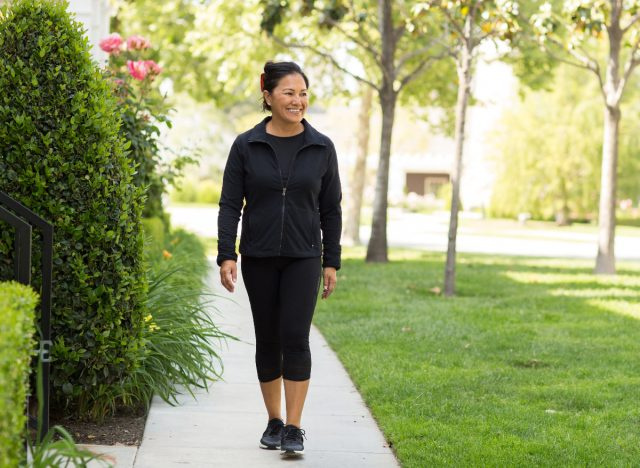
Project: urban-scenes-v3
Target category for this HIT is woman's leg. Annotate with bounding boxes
[241,256,284,420]
[260,378,282,420]
[283,379,310,428]
[278,257,321,428]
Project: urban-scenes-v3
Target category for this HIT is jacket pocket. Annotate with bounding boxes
[246,205,282,252]
[285,206,315,253]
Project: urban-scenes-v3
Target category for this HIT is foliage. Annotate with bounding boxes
[170,179,222,205]
[0,0,147,417]
[112,0,282,106]
[141,216,167,254]
[315,247,640,466]
[0,282,37,467]
[489,65,640,222]
[101,32,197,223]
[119,229,232,409]
[27,425,103,468]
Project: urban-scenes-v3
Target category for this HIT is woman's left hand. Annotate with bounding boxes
[322,267,337,299]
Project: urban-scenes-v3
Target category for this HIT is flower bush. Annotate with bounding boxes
[101,32,195,224]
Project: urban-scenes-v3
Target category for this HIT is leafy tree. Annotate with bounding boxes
[417,0,519,295]
[532,0,640,273]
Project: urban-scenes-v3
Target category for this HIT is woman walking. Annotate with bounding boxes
[216,61,342,456]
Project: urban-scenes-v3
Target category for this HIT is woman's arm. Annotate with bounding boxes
[217,140,244,267]
[318,140,342,271]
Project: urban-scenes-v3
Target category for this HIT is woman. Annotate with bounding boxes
[217,61,342,456]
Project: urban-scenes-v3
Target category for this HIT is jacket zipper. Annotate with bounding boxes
[262,140,314,255]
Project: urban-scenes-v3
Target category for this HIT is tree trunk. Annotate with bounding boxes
[595,104,619,274]
[344,85,373,245]
[366,88,396,262]
[444,43,472,296]
[366,0,396,262]
[595,11,622,275]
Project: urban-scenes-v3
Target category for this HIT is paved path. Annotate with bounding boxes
[122,261,397,467]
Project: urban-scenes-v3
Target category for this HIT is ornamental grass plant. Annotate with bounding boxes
[120,228,233,409]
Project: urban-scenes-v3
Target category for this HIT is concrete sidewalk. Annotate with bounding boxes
[125,261,399,467]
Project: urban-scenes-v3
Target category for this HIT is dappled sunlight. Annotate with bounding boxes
[504,271,640,288]
[587,299,640,320]
[550,288,640,299]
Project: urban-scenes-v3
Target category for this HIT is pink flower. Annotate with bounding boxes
[127,60,162,81]
[99,33,123,54]
[127,60,148,80]
[144,60,162,77]
[126,35,151,50]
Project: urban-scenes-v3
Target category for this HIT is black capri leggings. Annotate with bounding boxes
[241,256,322,382]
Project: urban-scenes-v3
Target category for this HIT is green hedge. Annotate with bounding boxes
[0,0,146,418]
[0,282,37,467]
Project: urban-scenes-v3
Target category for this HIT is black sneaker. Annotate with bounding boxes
[259,418,284,449]
[280,424,306,455]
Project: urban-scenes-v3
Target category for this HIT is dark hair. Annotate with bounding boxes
[261,61,309,112]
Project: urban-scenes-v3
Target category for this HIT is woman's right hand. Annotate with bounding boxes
[220,260,237,293]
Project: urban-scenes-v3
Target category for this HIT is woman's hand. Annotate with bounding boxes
[322,267,337,299]
[220,260,237,293]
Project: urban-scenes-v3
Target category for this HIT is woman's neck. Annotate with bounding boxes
[266,118,304,137]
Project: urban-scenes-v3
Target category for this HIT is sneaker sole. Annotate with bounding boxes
[280,449,304,457]
[259,443,280,450]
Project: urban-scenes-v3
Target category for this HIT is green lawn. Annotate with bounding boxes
[314,247,640,467]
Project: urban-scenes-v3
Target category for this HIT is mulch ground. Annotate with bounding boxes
[51,407,147,446]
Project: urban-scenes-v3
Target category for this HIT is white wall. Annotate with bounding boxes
[66,0,111,64]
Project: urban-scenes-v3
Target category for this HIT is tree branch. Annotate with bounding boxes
[542,36,606,98]
[439,6,466,38]
[269,34,381,92]
[621,11,640,33]
[319,14,383,66]
[615,33,640,101]
[398,49,451,90]
[396,33,450,73]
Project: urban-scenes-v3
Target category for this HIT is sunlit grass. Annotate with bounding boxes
[315,248,640,466]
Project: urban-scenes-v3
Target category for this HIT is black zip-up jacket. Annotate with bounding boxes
[216,117,342,269]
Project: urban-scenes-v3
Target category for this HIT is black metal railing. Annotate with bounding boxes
[0,190,53,442]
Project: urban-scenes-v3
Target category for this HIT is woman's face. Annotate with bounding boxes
[265,73,308,126]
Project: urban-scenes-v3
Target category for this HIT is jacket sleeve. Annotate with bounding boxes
[216,140,244,266]
[319,140,342,270]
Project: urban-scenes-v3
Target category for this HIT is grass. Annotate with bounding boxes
[314,247,640,467]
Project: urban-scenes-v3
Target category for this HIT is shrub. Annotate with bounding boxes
[0,282,37,467]
[122,229,231,409]
[0,0,146,418]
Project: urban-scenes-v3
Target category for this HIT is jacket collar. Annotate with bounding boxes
[247,116,326,147]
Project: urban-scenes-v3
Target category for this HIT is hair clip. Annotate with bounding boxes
[260,73,265,91]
